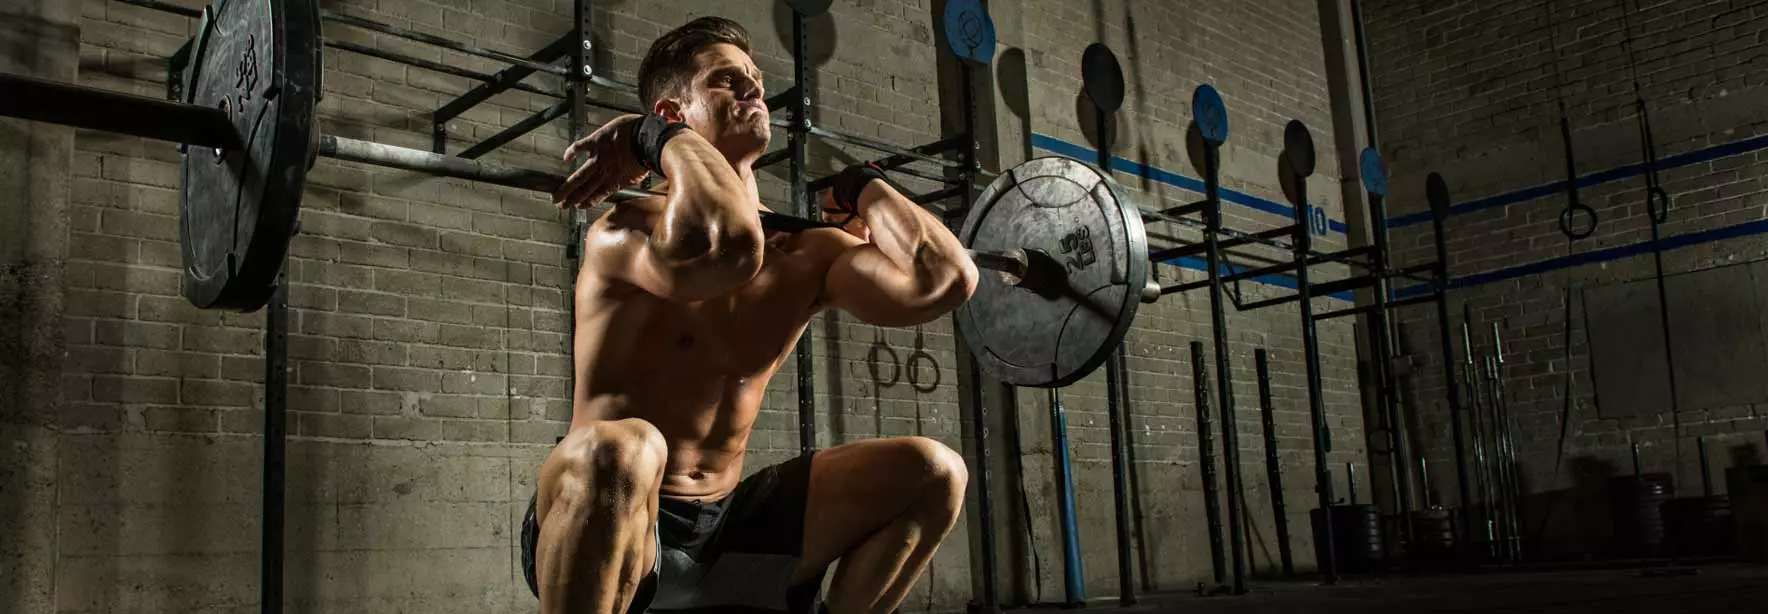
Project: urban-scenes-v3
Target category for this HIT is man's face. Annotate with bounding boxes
[665,43,770,160]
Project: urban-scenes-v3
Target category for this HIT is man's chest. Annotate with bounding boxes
[639,241,828,371]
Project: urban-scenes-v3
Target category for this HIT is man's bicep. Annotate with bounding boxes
[581,207,679,297]
[823,245,935,327]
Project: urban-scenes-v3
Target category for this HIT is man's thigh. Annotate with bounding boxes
[790,436,965,581]
[525,419,666,599]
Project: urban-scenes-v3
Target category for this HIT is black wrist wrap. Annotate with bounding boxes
[827,162,888,222]
[632,114,691,178]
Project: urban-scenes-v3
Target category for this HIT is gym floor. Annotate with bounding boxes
[1085,564,1768,614]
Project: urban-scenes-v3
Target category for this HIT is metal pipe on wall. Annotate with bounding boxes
[1364,189,1415,548]
[1429,190,1474,548]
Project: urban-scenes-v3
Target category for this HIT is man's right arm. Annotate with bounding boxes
[579,129,765,301]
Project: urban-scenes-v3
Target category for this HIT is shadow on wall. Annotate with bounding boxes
[771,1,838,69]
[754,2,843,191]
[995,47,1031,164]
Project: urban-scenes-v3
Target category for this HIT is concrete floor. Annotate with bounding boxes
[1052,563,1768,614]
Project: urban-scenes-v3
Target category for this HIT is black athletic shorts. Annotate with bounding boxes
[522,454,825,614]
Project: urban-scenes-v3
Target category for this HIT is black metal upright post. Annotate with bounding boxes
[1294,174,1338,584]
[1094,115,1138,607]
[1427,187,1472,548]
[957,61,1000,614]
[1201,138,1248,594]
[261,267,288,614]
[1364,190,1414,548]
[1191,341,1227,584]
[564,0,594,262]
[1256,349,1296,577]
[1105,349,1135,603]
[788,8,817,454]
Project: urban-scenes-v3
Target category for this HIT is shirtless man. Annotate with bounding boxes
[519,16,982,614]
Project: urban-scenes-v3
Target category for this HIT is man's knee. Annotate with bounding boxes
[901,437,969,504]
[562,419,669,495]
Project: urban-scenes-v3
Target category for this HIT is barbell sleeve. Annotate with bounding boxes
[969,248,1028,279]
[967,248,1160,304]
[0,71,239,149]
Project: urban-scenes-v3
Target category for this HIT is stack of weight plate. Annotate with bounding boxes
[1312,504,1384,573]
[1664,495,1732,556]
[1608,473,1672,558]
[1408,507,1458,568]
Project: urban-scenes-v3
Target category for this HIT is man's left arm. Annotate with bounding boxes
[823,180,980,327]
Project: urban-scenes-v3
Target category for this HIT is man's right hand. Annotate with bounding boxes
[556,114,650,210]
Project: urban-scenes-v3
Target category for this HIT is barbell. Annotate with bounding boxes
[0,0,1157,388]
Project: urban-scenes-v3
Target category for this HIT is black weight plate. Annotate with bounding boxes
[785,0,834,17]
[958,157,1148,388]
[181,0,319,311]
[1191,84,1227,144]
[1359,147,1387,197]
[1082,43,1124,114]
[1426,172,1450,219]
[1284,120,1315,177]
[942,0,996,65]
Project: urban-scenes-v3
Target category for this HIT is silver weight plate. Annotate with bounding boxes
[957,157,1149,388]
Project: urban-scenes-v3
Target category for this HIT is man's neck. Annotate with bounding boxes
[727,157,762,206]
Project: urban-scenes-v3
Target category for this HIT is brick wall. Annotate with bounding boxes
[4,0,1379,612]
[27,0,968,611]
[1366,0,1768,556]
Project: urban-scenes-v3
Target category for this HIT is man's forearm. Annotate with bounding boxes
[647,131,764,285]
[856,181,976,302]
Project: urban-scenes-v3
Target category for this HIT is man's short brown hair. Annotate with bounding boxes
[638,17,753,111]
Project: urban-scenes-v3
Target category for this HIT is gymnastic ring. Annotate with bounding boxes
[867,335,901,387]
[907,328,941,393]
[1646,186,1672,225]
[1558,204,1597,240]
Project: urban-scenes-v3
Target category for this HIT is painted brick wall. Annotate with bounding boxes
[1366,0,1768,556]
[10,0,1377,612]
[998,0,1369,596]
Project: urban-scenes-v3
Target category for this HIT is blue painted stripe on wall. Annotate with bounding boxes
[1387,134,1768,228]
[1394,217,1768,298]
[1029,133,1351,235]
[1167,255,1357,301]
[1021,134,1356,301]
